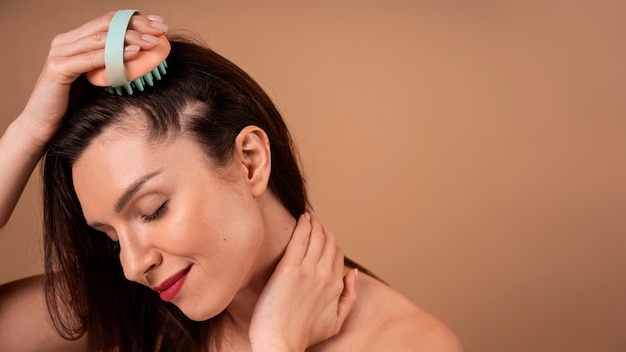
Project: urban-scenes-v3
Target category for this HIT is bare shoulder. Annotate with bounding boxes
[363,273,463,352]
[0,275,87,352]
[377,300,464,352]
[314,271,463,352]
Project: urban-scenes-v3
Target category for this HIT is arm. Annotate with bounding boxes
[0,11,168,229]
[0,275,87,352]
[249,211,358,352]
[0,11,169,350]
[0,119,43,228]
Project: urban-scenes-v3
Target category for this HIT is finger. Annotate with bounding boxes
[45,47,141,85]
[302,211,325,265]
[333,241,344,276]
[50,29,145,58]
[121,29,166,51]
[318,226,340,270]
[128,13,169,34]
[280,213,312,266]
[51,12,117,46]
[50,21,166,59]
[53,12,167,47]
[335,268,358,330]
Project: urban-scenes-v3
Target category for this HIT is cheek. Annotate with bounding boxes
[205,196,265,256]
[163,185,264,259]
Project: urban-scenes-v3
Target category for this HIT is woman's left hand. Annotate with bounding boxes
[249,211,358,352]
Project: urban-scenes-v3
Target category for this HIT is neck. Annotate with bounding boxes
[219,191,297,343]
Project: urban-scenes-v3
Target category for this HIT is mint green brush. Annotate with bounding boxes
[86,9,170,95]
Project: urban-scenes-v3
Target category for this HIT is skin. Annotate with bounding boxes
[70,109,463,351]
[0,10,464,352]
[0,12,357,351]
[0,12,167,228]
[0,12,166,351]
[0,115,358,351]
[73,115,302,323]
[73,123,271,322]
[72,111,358,350]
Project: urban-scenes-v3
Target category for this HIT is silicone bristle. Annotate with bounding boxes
[105,60,168,96]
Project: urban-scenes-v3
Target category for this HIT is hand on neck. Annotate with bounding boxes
[220,190,298,337]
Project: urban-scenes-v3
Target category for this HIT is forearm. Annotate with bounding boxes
[0,116,45,228]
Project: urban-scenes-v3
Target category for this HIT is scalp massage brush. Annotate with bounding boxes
[86,9,170,95]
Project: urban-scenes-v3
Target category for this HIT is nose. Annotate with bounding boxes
[117,227,162,284]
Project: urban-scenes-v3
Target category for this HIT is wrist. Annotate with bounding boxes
[250,336,303,352]
[8,114,50,157]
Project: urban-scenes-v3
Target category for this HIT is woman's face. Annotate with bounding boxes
[72,122,265,321]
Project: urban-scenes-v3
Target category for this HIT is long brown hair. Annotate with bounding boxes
[43,37,370,351]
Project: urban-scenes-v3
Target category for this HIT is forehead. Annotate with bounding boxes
[71,120,231,194]
[72,127,175,195]
[71,127,224,221]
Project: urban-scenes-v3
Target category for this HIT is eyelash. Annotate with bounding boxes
[143,201,168,222]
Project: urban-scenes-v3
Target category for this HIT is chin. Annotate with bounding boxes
[177,300,229,322]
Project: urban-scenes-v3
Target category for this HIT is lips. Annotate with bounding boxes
[153,266,191,302]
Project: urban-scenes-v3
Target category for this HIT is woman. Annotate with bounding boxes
[0,11,462,351]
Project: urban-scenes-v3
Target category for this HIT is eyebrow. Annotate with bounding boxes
[85,170,162,229]
[114,170,162,213]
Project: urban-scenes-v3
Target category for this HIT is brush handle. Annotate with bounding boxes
[104,9,139,87]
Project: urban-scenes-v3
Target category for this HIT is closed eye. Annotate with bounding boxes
[143,201,168,222]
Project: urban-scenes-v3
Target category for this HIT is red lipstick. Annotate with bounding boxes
[153,266,191,302]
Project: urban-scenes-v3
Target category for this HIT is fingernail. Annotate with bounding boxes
[147,14,165,22]
[141,34,160,45]
[151,21,169,32]
[124,45,140,52]
[304,212,311,221]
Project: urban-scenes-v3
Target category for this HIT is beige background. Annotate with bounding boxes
[1,1,625,351]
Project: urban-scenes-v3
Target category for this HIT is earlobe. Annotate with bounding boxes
[235,126,271,196]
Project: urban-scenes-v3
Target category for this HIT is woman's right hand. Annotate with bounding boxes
[19,11,168,147]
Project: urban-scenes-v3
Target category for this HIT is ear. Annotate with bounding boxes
[234,125,271,197]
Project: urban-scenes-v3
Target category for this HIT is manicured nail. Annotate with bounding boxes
[124,45,140,52]
[151,21,169,32]
[141,34,160,45]
[147,14,165,22]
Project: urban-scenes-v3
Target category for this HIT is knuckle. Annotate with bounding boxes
[324,228,335,240]
[336,245,343,257]
[130,15,151,29]
[50,33,65,48]
[45,57,63,74]
[312,228,325,240]
[300,266,315,280]
[331,277,344,294]
[103,11,116,22]
[274,264,294,277]
[318,270,336,288]
[84,51,98,65]
[332,324,341,336]
[91,31,106,45]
